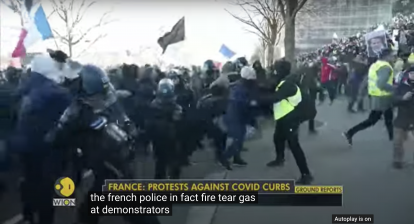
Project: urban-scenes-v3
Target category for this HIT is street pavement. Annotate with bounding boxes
[2,98,414,224]
[210,99,414,224]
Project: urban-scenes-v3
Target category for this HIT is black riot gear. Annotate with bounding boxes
[235,57,248,71]
[45,64,159,224]
[147,78,184,179]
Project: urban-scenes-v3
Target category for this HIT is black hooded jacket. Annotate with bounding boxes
[258,60,302,124]
[394,69,414,130]
[253,60,267,82]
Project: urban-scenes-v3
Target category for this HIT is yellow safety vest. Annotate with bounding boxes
[368,60,394,96]
[273,81,302,120]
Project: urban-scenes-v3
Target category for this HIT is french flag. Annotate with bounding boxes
[12,0,53,58]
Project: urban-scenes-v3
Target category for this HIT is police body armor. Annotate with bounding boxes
[197,94,227,133]
[46,97,137,179]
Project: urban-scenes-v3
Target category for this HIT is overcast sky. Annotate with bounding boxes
[0,0,259,65]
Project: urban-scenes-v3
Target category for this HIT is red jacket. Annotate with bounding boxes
[320,57,337,83]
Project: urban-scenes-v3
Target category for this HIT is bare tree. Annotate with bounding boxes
[1,0,23,25]
[249,46,261,64]
[277,0,308,68]
[250,38,267,64]
[259,38,267,64]
[1,0,55,25]
[1,0,21,12]
[226,0,284,67]
[50,0,115,57]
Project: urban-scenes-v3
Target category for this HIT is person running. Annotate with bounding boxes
[343,48,395,146]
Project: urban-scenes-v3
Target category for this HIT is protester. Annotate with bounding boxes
[11,52,72,224]
[348,55,369,112]
[262,59,314,184]
[336,61,349,95]
[210,61,233,92]
[218,66,256,170]
[300,60,321,133]
[394,57,405,75]
[392,66,414,169]
[320,56,338,105]
[343,48,395,146]
[253,60,267,82]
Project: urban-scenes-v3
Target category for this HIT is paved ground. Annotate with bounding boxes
[210,100,414,224]
[2,98,414,224]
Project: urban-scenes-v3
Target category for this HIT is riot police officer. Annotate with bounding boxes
[45,64,160,224]
[228,57,248,84]
[167,70,198,165]
[202,60,220,89]
[197,89,228,161]
[146,78,183,179]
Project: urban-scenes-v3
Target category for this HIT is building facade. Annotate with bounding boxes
[295,0,393,54]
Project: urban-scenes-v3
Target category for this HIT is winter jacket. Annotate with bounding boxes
[0,82,19,138]
[10,55,71,154]
[393,79,414,130]
[301,65,319,94]
[223,80,256,139]
[320,57,337,83]
[253,60,267,82]
[257,75,302,126]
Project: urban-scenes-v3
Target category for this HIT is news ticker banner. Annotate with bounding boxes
[85,180,343,215]
[101,180,343,194]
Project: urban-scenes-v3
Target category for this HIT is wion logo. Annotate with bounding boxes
[53,177,76,207]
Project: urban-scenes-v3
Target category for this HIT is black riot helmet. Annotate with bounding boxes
[5,66,20,84]
[157,78,175,100]
[235,57,248,70]
[78,64,111,97]
[203,59,217,72]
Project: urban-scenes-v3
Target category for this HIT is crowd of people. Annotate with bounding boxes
[0,45,412,224]
[295,12,414,170]
[0,11,413,224]
[0,49,320,224]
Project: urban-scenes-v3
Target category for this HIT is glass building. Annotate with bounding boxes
[295,0,393,54]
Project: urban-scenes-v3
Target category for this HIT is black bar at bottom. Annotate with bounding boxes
[257,194,342,206]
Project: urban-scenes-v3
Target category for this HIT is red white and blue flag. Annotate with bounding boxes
[12,0,53,58]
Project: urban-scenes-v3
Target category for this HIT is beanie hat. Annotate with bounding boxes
[240,66,256,80]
